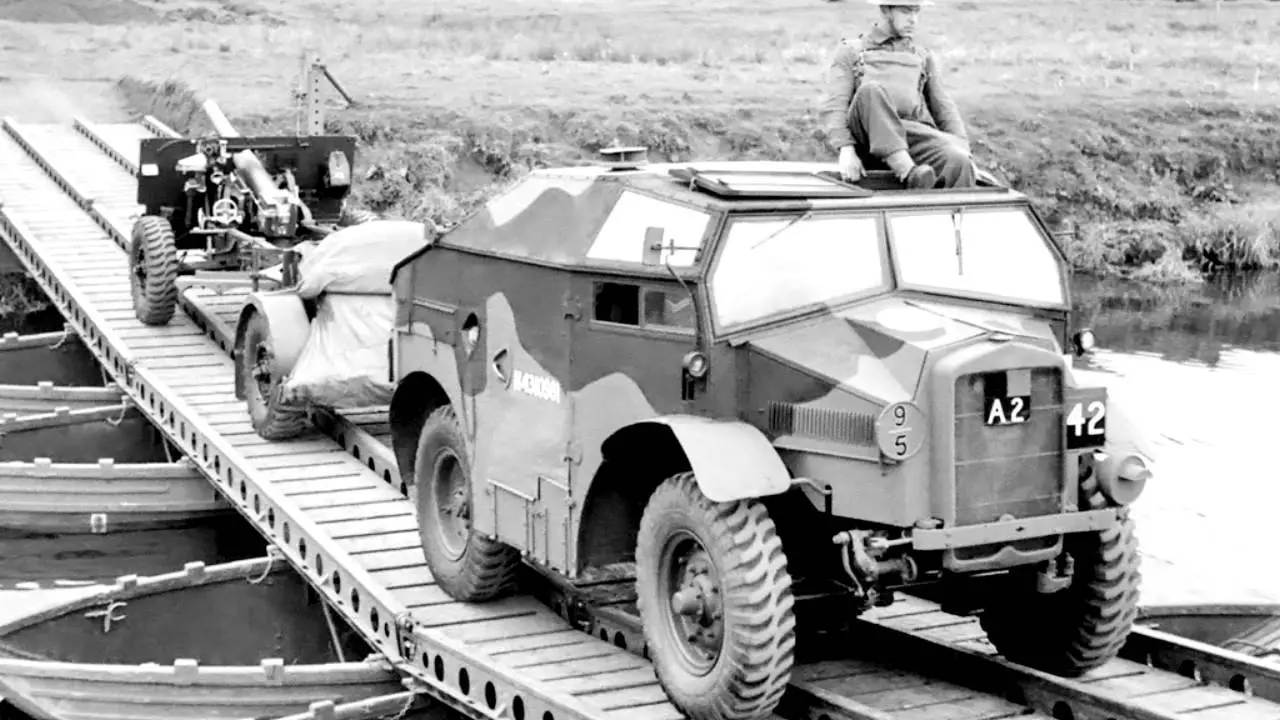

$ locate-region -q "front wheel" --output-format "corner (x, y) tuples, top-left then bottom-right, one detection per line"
(978, 473), (1142, 676)
(129, 215), (178, 325)
(414, 405), (521, 602)
(635, 472), (796, 720)
(237, 311), (309, 440)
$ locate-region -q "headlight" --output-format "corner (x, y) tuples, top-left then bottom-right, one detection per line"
(683, 351), (708, 379)
(1072, 329), (1096, 356)
(1092, 450), (1150, 506)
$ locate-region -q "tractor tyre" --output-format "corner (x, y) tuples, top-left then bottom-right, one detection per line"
(414, 405), (522, 602)
(129, 216), (179, 325)
(977, 469), (1142, 676)
(237, 311), (310, 441)
(635, 472), (796, 720)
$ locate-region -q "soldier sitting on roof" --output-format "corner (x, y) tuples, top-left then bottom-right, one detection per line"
(821, 0), (976, 189)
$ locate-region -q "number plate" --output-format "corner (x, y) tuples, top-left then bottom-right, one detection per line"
(984, 395), (1030, 426)
(1066, 393), (1107, 449)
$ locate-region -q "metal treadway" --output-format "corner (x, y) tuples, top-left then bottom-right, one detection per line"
(0, 115), (1278, 720)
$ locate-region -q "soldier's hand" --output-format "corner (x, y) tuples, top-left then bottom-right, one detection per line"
(838, 146), (863, 182)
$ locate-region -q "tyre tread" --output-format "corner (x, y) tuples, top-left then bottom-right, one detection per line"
(415, 405), (522, 602)
(130, 216), (178, 326)
(978, 469), (1141, 676)
(637, 472), (796, 720)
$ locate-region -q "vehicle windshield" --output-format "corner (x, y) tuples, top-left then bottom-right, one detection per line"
(709, 213), (888, 331)
(887, 206), (1066, 307)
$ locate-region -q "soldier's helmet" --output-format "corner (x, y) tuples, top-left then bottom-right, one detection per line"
(866, 0), (934, 5)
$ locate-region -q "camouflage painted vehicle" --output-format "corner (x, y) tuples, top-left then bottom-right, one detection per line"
(387, 154), (1152, 720)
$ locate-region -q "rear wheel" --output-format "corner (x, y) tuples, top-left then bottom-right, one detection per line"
(978, 471), (1142, 676)
(635, 472), (796, 720)
(129, 216), (178, 325)
(237, 311), (309, 440)
(414, 405), (521, 602)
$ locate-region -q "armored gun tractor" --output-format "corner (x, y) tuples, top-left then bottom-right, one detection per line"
(386, 153), (1154, 720)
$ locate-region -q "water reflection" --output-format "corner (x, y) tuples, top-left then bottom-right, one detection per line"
(1070, 271), (1280, 367)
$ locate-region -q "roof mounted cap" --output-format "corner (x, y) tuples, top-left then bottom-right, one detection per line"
(598, 145), (649, 171)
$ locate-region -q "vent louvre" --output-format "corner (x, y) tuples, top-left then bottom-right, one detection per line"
(767, 401), (876, 447)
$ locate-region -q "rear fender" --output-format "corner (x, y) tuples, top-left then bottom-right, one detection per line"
(615, 415), (792, 503)
(233, 291), (312, 400)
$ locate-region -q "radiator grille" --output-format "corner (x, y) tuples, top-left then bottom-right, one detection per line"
(953, 367), (1063, 526)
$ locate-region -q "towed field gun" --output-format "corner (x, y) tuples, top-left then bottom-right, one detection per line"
(128, 55), (369, 326)
(386, 148), (1154, 720)
(232, 218), (430, 440)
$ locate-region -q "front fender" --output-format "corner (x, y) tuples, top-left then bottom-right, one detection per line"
(233, 291), (311, 400)
(617, 415), (792, 503)
(1066, 366), (1158, 463)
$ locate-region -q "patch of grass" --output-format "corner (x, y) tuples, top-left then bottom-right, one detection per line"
(0, 272), (51, 321)
(89, 0), (1280, 281)
(115, 77), (207, 134)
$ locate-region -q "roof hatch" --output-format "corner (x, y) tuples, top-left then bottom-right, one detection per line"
(667, 167), (874, 199)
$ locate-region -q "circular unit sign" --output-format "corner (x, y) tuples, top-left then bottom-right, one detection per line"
(876, 401), (926, 461)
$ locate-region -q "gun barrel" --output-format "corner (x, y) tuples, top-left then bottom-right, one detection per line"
(202, 99), (240, 138)
(232, 150), (290, 204)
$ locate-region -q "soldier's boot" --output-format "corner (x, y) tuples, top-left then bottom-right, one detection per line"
(904, 165), (936, 189)
(885, 150), (937, 189)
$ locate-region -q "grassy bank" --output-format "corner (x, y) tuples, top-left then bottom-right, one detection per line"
(0, 272), (54, 334)
(64, 0), (1280, 282)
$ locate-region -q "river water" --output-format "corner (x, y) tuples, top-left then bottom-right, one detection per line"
(0, 271), (1276, 716)
(1068, 272), (1280, 606)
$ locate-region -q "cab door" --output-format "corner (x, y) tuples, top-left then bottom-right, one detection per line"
(564, 275), (702, 569)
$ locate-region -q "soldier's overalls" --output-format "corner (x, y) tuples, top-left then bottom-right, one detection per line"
(845, 46), (975, 188)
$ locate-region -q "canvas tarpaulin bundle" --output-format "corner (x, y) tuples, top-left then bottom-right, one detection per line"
(280, 219), (430, 409)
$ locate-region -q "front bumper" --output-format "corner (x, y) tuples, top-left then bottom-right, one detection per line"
(911, 508), (1118, 551)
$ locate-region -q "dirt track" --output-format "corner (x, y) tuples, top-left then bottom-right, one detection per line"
(0, 79), (132, 124)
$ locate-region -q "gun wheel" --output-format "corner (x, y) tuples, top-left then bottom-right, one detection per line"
(414, 405), (521, 602)
(129, 216), (178, 326)
(978, 469), (1142, 676)
(636, 472), (796, 720)
(238, 311), (309, 440)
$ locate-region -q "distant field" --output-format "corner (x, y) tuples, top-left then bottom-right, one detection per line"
(2, 0), (1279, 281)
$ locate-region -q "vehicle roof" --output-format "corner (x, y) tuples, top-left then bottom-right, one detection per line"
(391, 160), (1035, 280)
(536, 160), (1028, 210)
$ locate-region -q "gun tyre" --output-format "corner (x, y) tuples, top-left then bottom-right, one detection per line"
(414, 405), (521, 602)
(978, 470), (1141, 676)
(238, 311), (309, 441)
(129, 216), (178, 326)
(636, 472), (796, 720)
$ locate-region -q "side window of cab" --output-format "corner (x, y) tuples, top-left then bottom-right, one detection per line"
(593, 281), (695, 333)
